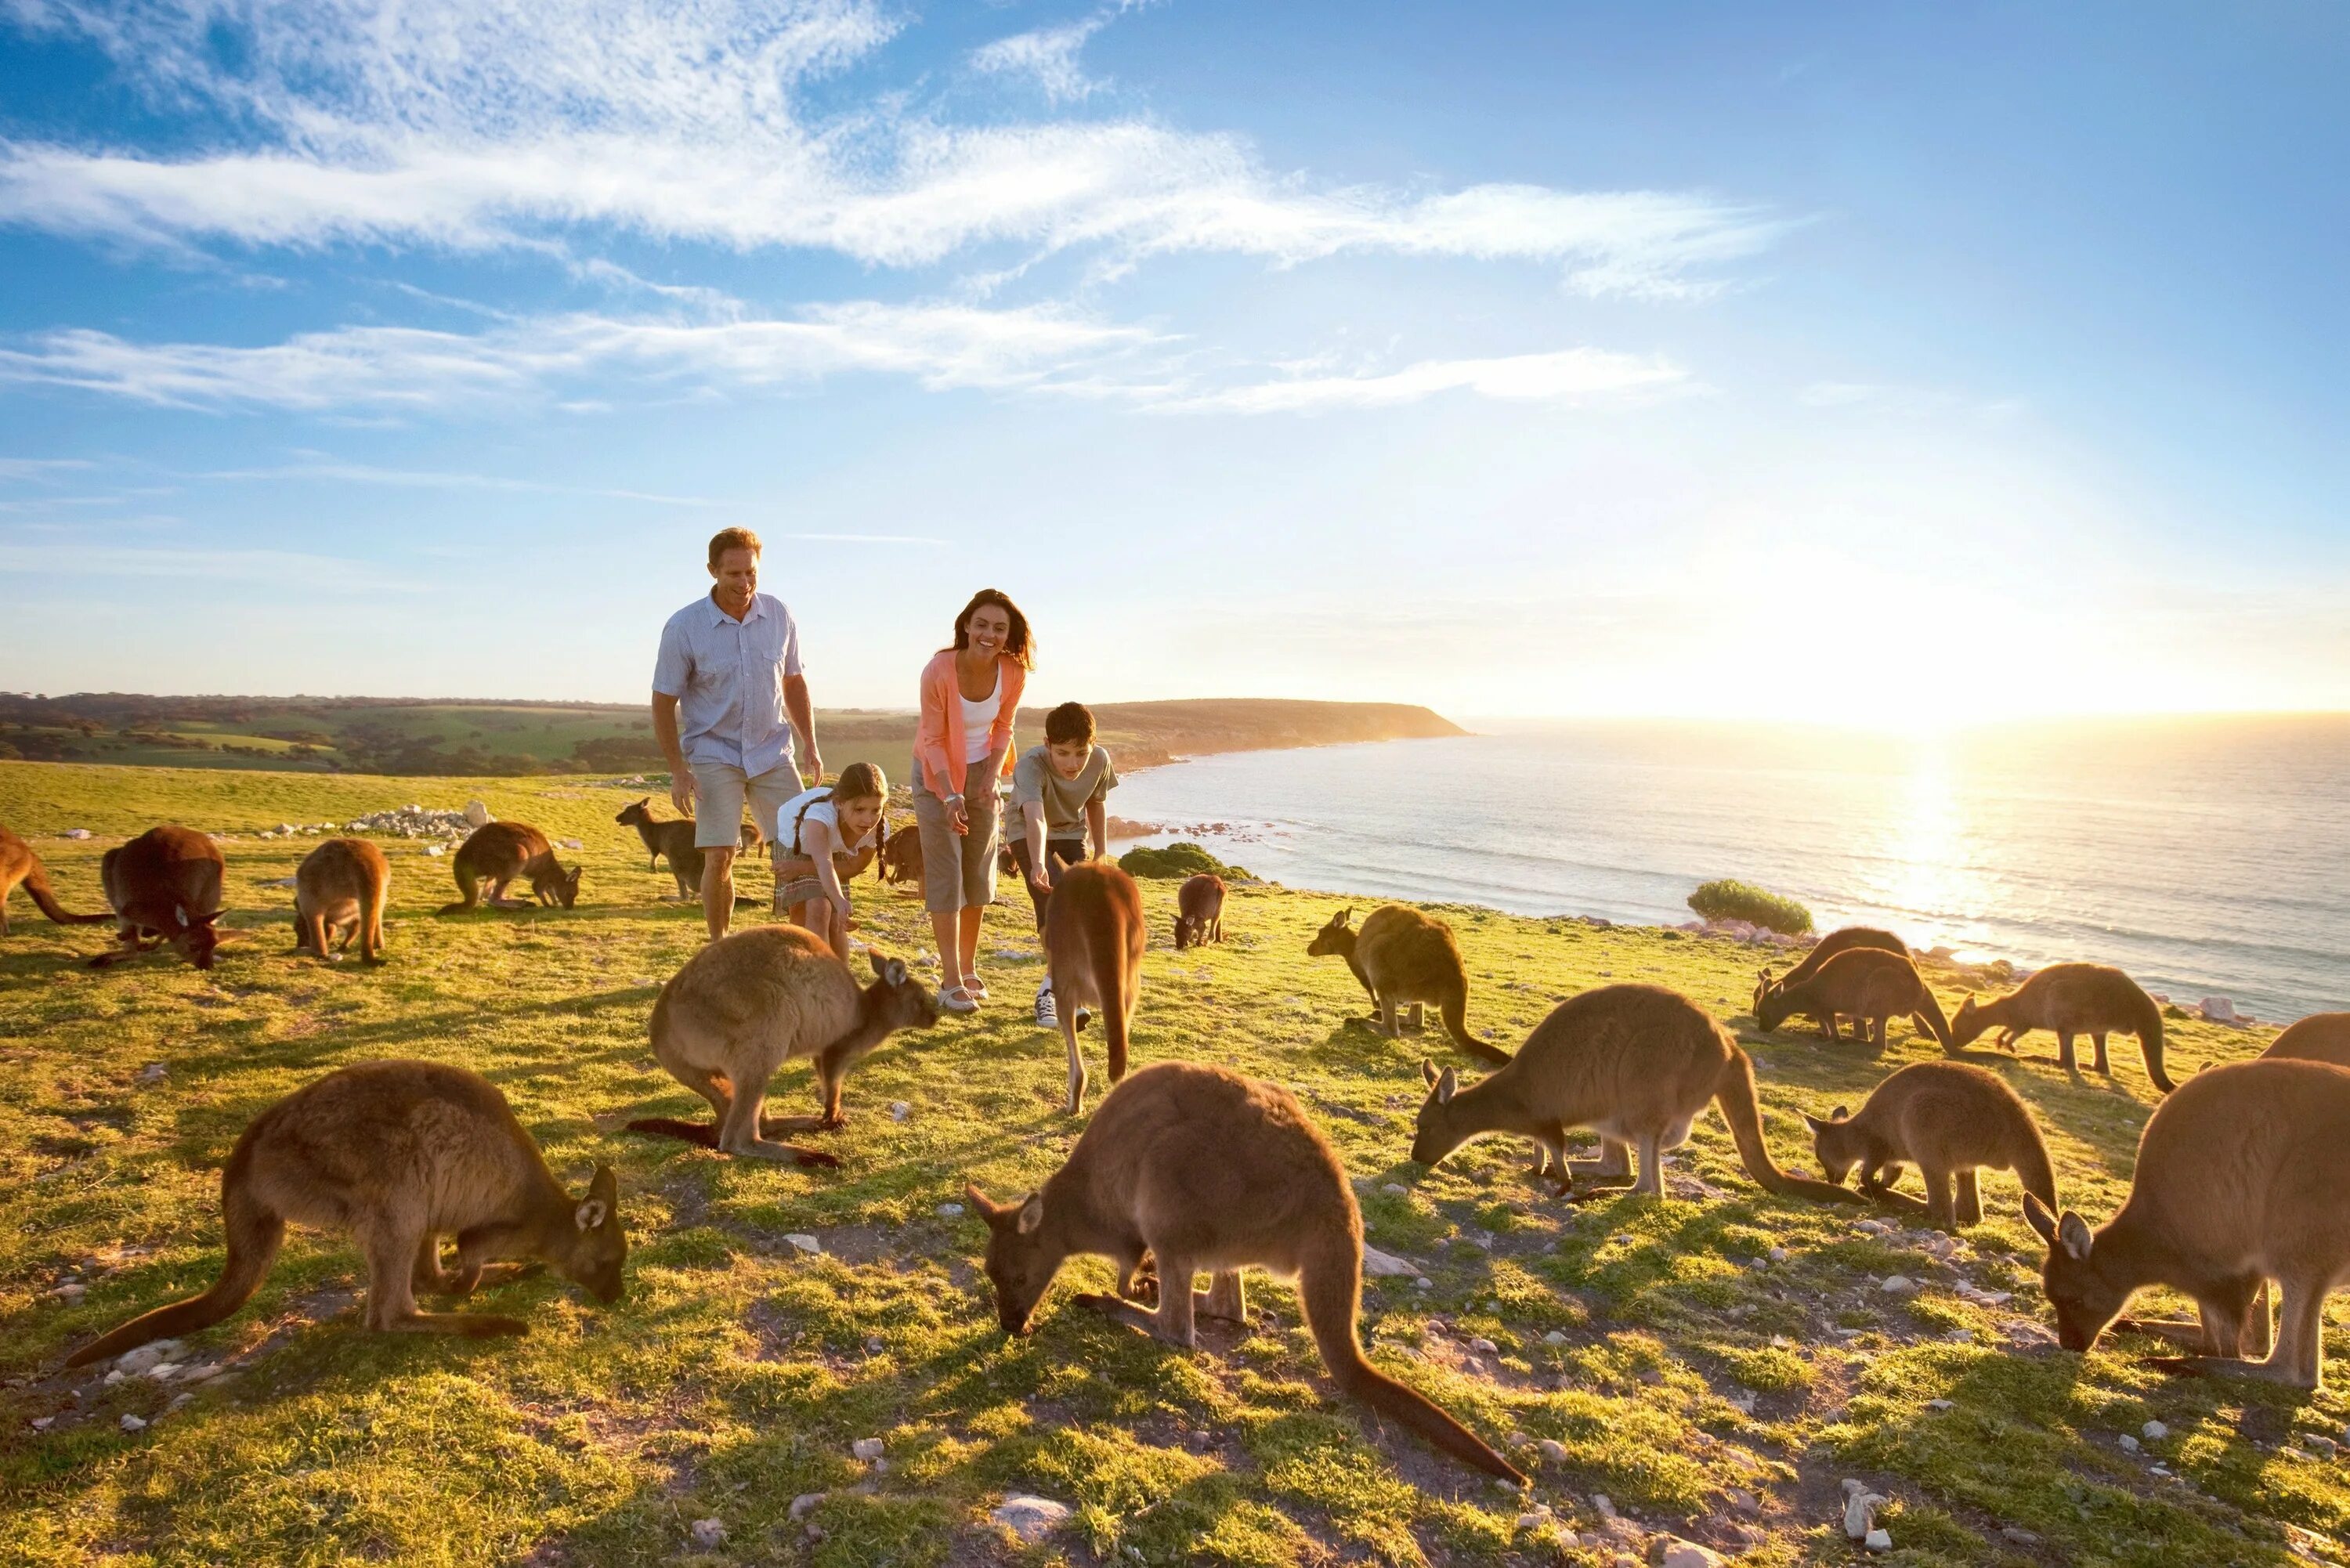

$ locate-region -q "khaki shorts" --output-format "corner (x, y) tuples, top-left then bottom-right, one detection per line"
(912, 785), (1000, 913)
(689, 760), (799, 850)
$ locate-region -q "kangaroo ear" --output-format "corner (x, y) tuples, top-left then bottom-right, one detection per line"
(2056, 1210), (2093, 1261)
(884, 957), (908, 988)
(1831, 1104), (1849, 1122)
(576, 1164), (618, 1230)
(176, 907), (191, 927)
(1801, 1111), (1828, 1134)
(2021, 1191), (2058, 1245)
(1435, 1066), (1458, 1105)
(1015, 1191), (1045, 1234)
(963, 1182), (1000, 1223)
(869, 948), (888, 978)
(1420, 1060), (1440, 1089)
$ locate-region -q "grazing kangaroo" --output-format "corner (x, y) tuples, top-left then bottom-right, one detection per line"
(2264, 1012), (2350, 1068)
(878, 823), (924, 887)
(2021, 1059), (2350, 1388)
(1752, 925), (1908, 1031)
(437, 822), (580, 914)
(0, 823), (112, 935)
(93, 824), (227, 970)
(64, 1059), (624, 1366)
(1173, 873), (1226, 950)
(1755, 947), (1954, 1053)
(967, 1060), (1527, 1485)
(615, 797), (707, 898)
(1803, 1061), (2055, 1229)
(626, 928), (938, 1163)
(1307, 905), (1508, 1066)
(1950, 963), (2175, 1093)
(1044, 862), (1147, 1115)
(1410, 983), (1862, 1205)
(291, 837), (391, 963)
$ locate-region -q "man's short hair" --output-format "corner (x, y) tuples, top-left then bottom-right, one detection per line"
(707, 527), (763, 570)
(1044, 702), (1096, 746)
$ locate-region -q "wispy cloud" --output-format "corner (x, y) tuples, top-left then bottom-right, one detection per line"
(0, 542), (428, 588)
(193, 460), (728, 507)
(0, 456), (96, 481)
(970, 11), (1118, 103)
(1169, 348), (1689, 414)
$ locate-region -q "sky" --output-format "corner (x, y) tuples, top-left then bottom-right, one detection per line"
(0, 0), (2345, 723)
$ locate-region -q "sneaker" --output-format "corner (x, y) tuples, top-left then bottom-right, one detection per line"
(1073, 1005), (1094, 1029)
(1036, 982), (1058, 1029)
(938, 985), (979, 1015)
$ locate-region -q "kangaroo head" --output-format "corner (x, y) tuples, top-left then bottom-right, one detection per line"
(1750, 967), (1777, 1018)
(1800, 1104), (1860, 1183)
(170, 905), (226, 970)
(1408, 1060), (1464, 1166)
(560, 1164), (627, 1305)
(1754, 982), (1794, 1034)
(1306, 907), (1355, 957)
(1949, 995), (1986, 1047)
(616, 798), (650, 826)
(2021, 1191), (2122, 1352)
(1173, 914), (1195, 951)
(866, 949), (940, 1031)
(966, 1183), (1058, 1335)
(556, 864), (583, 908)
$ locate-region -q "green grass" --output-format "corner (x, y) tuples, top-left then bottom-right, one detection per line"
(2, 761), (2343, 1566)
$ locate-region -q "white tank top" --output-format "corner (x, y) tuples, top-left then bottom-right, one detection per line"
(959, 669), (1001, 764)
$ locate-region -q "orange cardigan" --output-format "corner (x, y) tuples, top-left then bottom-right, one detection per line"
(914, 648), (1025, 800)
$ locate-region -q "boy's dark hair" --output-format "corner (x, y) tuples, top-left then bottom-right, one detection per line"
(1044, 702), (1095, 746)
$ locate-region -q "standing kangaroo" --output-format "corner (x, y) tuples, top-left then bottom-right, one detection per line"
(1803, 1061), (2056, 1229)
(877, 823), (924, 887)
(626, 928), (938, 1163)
(1410, 984), (1862, 1205)
(967, 1060), (1527, 1486)
(615, 797), (707, 898)
(1044, 862), (1147, 1115)
(64, 1060), (625, 1366)
(1307, 905), (1507, 1066)
(2022, 1059), (2350, 1388)
(438, 822), (580, 914)
(0, 823), (113, 935)
(1755, 947), (1954, 1053)
(1173, 873), (1226, 950)
(94, 824), (227, 970)
(2264, 1012), (2350, 1068)
(291, 837), (391, 963)
(1752, 925), (1908, 1034)
(1950, 963), (2175, 1093)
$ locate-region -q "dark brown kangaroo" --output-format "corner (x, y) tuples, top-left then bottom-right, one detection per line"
(1755, 947), (1954, 1053)
(0, 823), (113, 935)
(65, 1060), (625, 1366)
(1950, 963), (2175, 1093)
(1307, 905), (1508, 1065)
(1805, 1061), (2056, 1229)
(1173, 873), (1226, 950)
(616, 797), (708, 898)
(94, 824), (227, 970)
(967, 1060), (1526, 1486)
(438, 822), (580, 914)
(1045, 862), (1148, 1114)
(291, 837), (392, 963)
(1752, 925), (1908, 1031)
(877, 822), (924, 887)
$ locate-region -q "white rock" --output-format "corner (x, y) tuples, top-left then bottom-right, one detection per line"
(689, 1517), (725, 1548)
(1844, 1489), (1885, 1538)
(1544, 1329), (1569, 1346)
(2142, 1420), (2169, 1441)
(991, 1494), (1071, 1544)
(2198, 996), (2238, 1023)
(463, 800), (494, 827)
(1470, 1337), (1499, 1354)
(1657, 1539), (1726, 1568)
(1855, 1219), (1895, 1237)
(785, 1234), (822, 1255)
(1592, 1494), (1616, 1519)
(2119, 1433), (2141, 1453)
(1361, 1245), (1416, 1277)
(1926, 1398), (1954, 1411)
(790, 1493), (824, 1519)
(119, 1413), (147, 1432)
(559, 837), (584, 851)
(888, 1101), (911, 1122)
(2304, 1433), (2338, 1457)
(114, 1342), (180, 1375)
(425, 844), (445, 857)
(1880, 1276), (1918, 1295)
(1768, 1246), (1790, 1263)
(143, 1364), (180, 1382)
(851, 1437), (885, 1461)
(1381, 1183), (1410, 1196)
(63, 828), (91, 839)
(1865, 1526), (1893, 1552)
(936, 1202), (965, 1219)
(166, 1393), (192, 1412)
(1537, 1438), (1570, 1465)
(1515, 1507), (1553, 1531)
(1412, 1277), (1434, 1290)
(30, 1416), (52, 1431)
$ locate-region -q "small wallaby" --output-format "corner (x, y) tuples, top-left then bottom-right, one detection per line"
(878, 822), (924, 887)
(1173, 873), (1226, 950)
(615, 797), (707, 898)
(1755, 947), (1954, 1053)
(64, 1059), (625, 1366)
(1950, 963), (2175, 1093)
(1752, 925), (1908, 1031)
(93, 824), (227, 970)
(1410, 983), (1862, 1205)
(291, 837), (392, 963)
(1307, 905), (1508, 1066)
(1044, 861), (1147, 1115)
(627, 927), (938, 1162)
(967, 1060), (1527, 1486)
(0, 822), (112, 935)
(438, 822), (581, 914)
(1803, 1061), (2056, 1229)
(2263, 1012), (2350, 1068)
(2022, 1059), (2350, 1388)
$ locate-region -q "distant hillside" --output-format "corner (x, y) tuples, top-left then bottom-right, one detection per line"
(0, 692), (1464, 778)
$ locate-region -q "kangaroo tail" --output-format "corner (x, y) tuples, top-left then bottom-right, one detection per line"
(1715, 1042), (1866, 1205)
(2130, 988), (2175, 1093)
(1091, 916), (1134, 1082)
(624, 1118), (721, 1147)
(23, 864), (112, 924)
(66, 1170), (281, 1367)
(1440, 985), (1511, 1065)
(1912, 985), (1957, 1054)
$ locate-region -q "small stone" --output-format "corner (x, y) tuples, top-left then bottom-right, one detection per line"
(114, 1342), (180, 1375)
(888, 1101), (911, 1122)
(785, 1234), (822, 1255)
(119, 1413), (146, 1432)
(1413, 1277), (1433, 1290)
(1926, 1398), (1954, 1411)
(689, 1517), (725, 1548)
(790, 1493), (824, 1519)
(2119, 1433), (2141, 1453)
(165, 1393), (192, 1411)
(851, 1437), (884, 1461)
(1470, 1337), (1499, 1354)
(2142, 1420), (2169, 1441)
(1593, 1493), (1617, 1519)
(1723, 1487), (1759, 1516)
(1361, 1245), (1416, 1277)
(1655, 1538), (1726, 1568)
(1382, 1183), (1410, 1196)
(1538, 1439), (1571, 1465)
(2001, 1526), (2042, 1546)
(1844, 1489), (1886, 1539)
(136, 1063), (168, 1085)
(1516, 1508), (1553, 1531)
(31, 1416), (54, 1431)
(2303, 1433), (2338, 1457)
(936, 1202), (965, 1219)
(1767, 1246), (1789, 1263)
(1879, 1275), (1918, 1295)
(991, 1494), (1072, 1544)
(1865, 1526), (1892, 1552)
(1544, 1329), (1567, 1345)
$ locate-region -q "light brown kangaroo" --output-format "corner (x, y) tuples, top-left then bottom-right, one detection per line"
(1307, 905), (1508, 1065)
(967, 1060), (1527, 1486)
(2264, 1012), (2350, 1068)
(1752, 925), (1908, 1034)
(437, 822), (580, 914)
(1755, 947), (1955, 1053)
(2022, 1059), (2350, 1389)
(626, 927), (938, 1163)
(1410, 983), (1863, 1205)
(1044, 861), (1148, 1115)
(615, 797), (707, 898)
(1803, 1061), (2056, 1229)
(94, 824), (227, 970)
(1173, 873), (1226, 950)
(291, 837), (391, 963)
(0, 822), (113, 935)
(64, 1059), (624, 1366)
(1950, 963), (2175, 1093)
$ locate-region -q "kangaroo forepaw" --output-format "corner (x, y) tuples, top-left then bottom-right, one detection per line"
(794, 1148), (843, 1169)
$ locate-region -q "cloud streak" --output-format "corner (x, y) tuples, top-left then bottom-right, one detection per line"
(1167, 348), (1690, 414)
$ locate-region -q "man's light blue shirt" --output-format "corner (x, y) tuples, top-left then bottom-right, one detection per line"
(653, 591), (804, 778)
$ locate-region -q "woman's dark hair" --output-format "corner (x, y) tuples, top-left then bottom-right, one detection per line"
(949, 588), (1036, 670)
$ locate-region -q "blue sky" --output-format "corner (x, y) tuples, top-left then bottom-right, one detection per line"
(1, 0), (2344, 721)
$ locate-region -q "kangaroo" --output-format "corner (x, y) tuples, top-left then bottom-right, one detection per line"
(1173, 873), (1226, 950)
(92, 824), (227, 970)
(615, 797), (707, 898)
(291, 837), (392, 963)
(1410, 983), (1863, 1205)
(626, 928), (938, 1163)
(64, 1059), (625, 1366)
(1307, 905), (1508, 1066)
(1752, 925), (1908, 1033)
(878, 823), (924, 887)
(1044, 862), (1148, 1115)
(2022, 1059), (2350, 1388)
(2264, 1012), (2350, 1068)
(437, 822), (580, 914)
(967, 1060), (1527, 1486)
(1755, 947), (1954, 1053)
(1950, 963), (2175, 1093)
(1803, 1061), (2056, 1229)
(0, 823), (113, 935)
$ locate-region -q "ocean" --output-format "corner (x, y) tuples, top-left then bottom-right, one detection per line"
(1107, 715), (2350, 1025)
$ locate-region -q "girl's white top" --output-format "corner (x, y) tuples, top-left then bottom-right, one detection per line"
(777, 786), (877, 855)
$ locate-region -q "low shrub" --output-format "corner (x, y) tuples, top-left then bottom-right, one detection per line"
(1687, 878), (1813, 935)
(1117, 841), (1252, 882)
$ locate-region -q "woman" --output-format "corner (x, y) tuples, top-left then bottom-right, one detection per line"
(769, 762), (888, 958)
(912, 590), (1032, 1013)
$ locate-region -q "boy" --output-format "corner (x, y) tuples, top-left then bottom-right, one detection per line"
(1007, 700), (1118, 1027)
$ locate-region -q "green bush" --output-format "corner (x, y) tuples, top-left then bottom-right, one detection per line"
(1687, 878), (1813, 935)
(1117, 841), (1252, 882)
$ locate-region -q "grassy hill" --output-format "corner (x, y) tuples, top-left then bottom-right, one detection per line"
(1, 762), (2342, 1567)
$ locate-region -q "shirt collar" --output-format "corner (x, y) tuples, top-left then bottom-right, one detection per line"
(706, 591), (766, 626)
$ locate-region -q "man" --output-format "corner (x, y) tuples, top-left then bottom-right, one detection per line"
(653, 527), (820, 939)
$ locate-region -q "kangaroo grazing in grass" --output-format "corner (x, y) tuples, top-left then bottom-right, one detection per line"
(1950, 963), (2175, 1093)
(0, 823), (112, 935)
(967, 1060), (1527, 1486)
(1173, 873), (1226, 950)
(1755, 947), (1954, 1053)
(1410, 983), (1863, 1205)
(1307, 905), (1508, 1066)
(64, 1059), (624, 1366)
(1044, 862), (1148, 1115)
(626, 928), (938, 1163)
(291, 837), (391, 963)
(1752, 925), (1908, 1034)
(2263, 1012), (2350, 1068)
(615, 797), (707, 898)
(93, 824), (227, 970)
(437, 822), (580, 914)
(1804, 1061), (2056, 1229)
(2022, 1059), (2350, 1388)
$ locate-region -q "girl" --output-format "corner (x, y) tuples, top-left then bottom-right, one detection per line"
(771, 762), (888, 958)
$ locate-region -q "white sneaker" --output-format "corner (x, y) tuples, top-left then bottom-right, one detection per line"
(1036, 982), (1058, 1029)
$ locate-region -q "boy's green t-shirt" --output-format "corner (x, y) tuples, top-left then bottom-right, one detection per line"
(1008, 744), (1118, 841)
